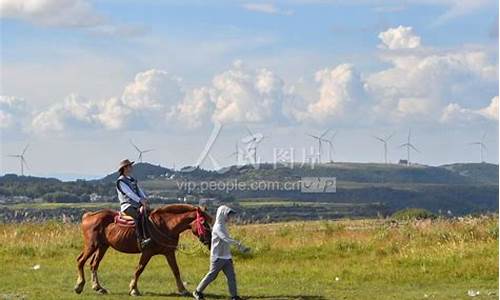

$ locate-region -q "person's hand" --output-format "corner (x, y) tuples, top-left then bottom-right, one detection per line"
(238, 243), (251, 254)
(141, 199), (150, 211)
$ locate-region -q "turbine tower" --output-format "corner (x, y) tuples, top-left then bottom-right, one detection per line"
(323, 131), (338, 163)
(306, 128), (331, 163)
(129, 139), (154, 163)
(373, 132), (395, 164)
(469, 133), (487, 163)
(227, 142), (240, 165)
(243, 126), (265, 164)
(7, 144), (29, 176)
(399, 129), (419, 166)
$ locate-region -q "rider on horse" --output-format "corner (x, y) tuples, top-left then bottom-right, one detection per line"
(116, 159), (151, 249)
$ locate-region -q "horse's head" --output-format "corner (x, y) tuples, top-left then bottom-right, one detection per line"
(190, 207), (213, 249)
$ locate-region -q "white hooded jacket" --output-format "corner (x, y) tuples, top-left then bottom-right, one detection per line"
(210, 205), (240, 261)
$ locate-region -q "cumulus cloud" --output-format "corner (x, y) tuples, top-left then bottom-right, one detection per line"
(242, 3), (293, 15)
(0, 95), (27, 129)
(367, 42), (498, 122)
(440, 96), (499, 123)
(378, 26), (421, 49)
(171, 87), (215, 129)
(479, 96), (499, 120)
(207, 61), (291, 124)
(31, 94), (99, 132)
(287, 64), (367, 124)
(31, 69), (186, 132)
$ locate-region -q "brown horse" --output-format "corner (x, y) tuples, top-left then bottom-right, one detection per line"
(74, 204), (213, 296)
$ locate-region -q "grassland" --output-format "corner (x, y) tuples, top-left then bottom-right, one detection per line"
(0, 216), (498, 300)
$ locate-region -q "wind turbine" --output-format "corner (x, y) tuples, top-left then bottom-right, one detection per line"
(7, 144), (29, 176)
(306, 128), (331, 163)
(227, 142), (240, 166)
(129, 140), (154, 163)
(469, 133), (487, 163)
(243, 126), (265, 164)
(373, 131), (395, 164)
(323, 131), (338, 163)
(399, 129), (419, 166)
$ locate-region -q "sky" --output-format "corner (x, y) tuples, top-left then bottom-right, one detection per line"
(0, 0), (499, 180)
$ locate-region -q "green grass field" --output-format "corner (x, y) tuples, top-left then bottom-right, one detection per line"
(0, 216), (498, 300)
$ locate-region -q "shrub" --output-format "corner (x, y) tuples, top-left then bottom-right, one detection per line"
(392, 208), (436, 220)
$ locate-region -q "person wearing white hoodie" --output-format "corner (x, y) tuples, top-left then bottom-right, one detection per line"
(193, 205), (249, 300)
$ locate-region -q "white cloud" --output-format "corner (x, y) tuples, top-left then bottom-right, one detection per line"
(478, 96), (499, 120)
(433, 0), (493, 25)
(0, 0), (104, 28)
(209, 61), (291, 124)
(366, 46), (498, 122)
(287, 64), (367, 124)
(122, 69), (183, 110)
(378, 26), (421, 49)
(31, 69), (187, 132)
(0, 0), (146, 37)
(0, 95), (27, 129)
(95, 97), (131, 130)
(171, 87), (215, 129)
(31, 94), (99, 132)
(242, 3), (293, 15)
(440, 96), (499, 123)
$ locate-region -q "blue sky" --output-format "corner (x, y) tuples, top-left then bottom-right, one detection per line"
(1, 0), (499, 179)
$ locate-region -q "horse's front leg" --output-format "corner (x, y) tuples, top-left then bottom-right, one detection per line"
(129, 251), (153, 296)
(165, 250), (189, 295)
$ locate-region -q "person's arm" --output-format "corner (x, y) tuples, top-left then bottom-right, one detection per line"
(118, 181), (142, 203)
(213, 225), (240, 245)
(138, 186), (147, 199)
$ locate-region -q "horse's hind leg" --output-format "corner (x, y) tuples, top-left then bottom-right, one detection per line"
(90, 245), (109, 294)
(74, 244), (97, 294)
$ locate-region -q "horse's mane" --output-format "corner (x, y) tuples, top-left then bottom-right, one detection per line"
(152, 204), (197, 215)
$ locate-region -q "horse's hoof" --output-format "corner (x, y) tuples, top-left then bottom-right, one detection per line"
(129, 289), (141, 296)
(74, 283), (84, 294)
(95, 287), (108, 294)
(178, 290), (191, 297)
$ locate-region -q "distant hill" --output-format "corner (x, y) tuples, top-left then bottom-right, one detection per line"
(1, 162), (498, 216)
(440, 163), (499, 185)
(174, 162), (499, 185)
(99, 162), (172, 183)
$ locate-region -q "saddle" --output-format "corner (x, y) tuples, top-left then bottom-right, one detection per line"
(114, 211), (136, 227)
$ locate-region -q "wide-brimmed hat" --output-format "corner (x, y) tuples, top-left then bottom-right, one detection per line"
(118, 159), (134, 172)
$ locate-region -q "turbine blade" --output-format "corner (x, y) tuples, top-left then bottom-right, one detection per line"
(142, 149), (154, 153)
(22, 144), (29, 155)
(129, 139), (142, 152)
(409, 144), (420, 153)
(307, 134), (320, 139)
(245, 125), (254, 137)
(372, 135), (385, 143)
(386, 132), (396, 141)
(320, 128), (331, 138)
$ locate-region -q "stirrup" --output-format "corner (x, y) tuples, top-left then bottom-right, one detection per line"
(139, 238), (152, 250)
